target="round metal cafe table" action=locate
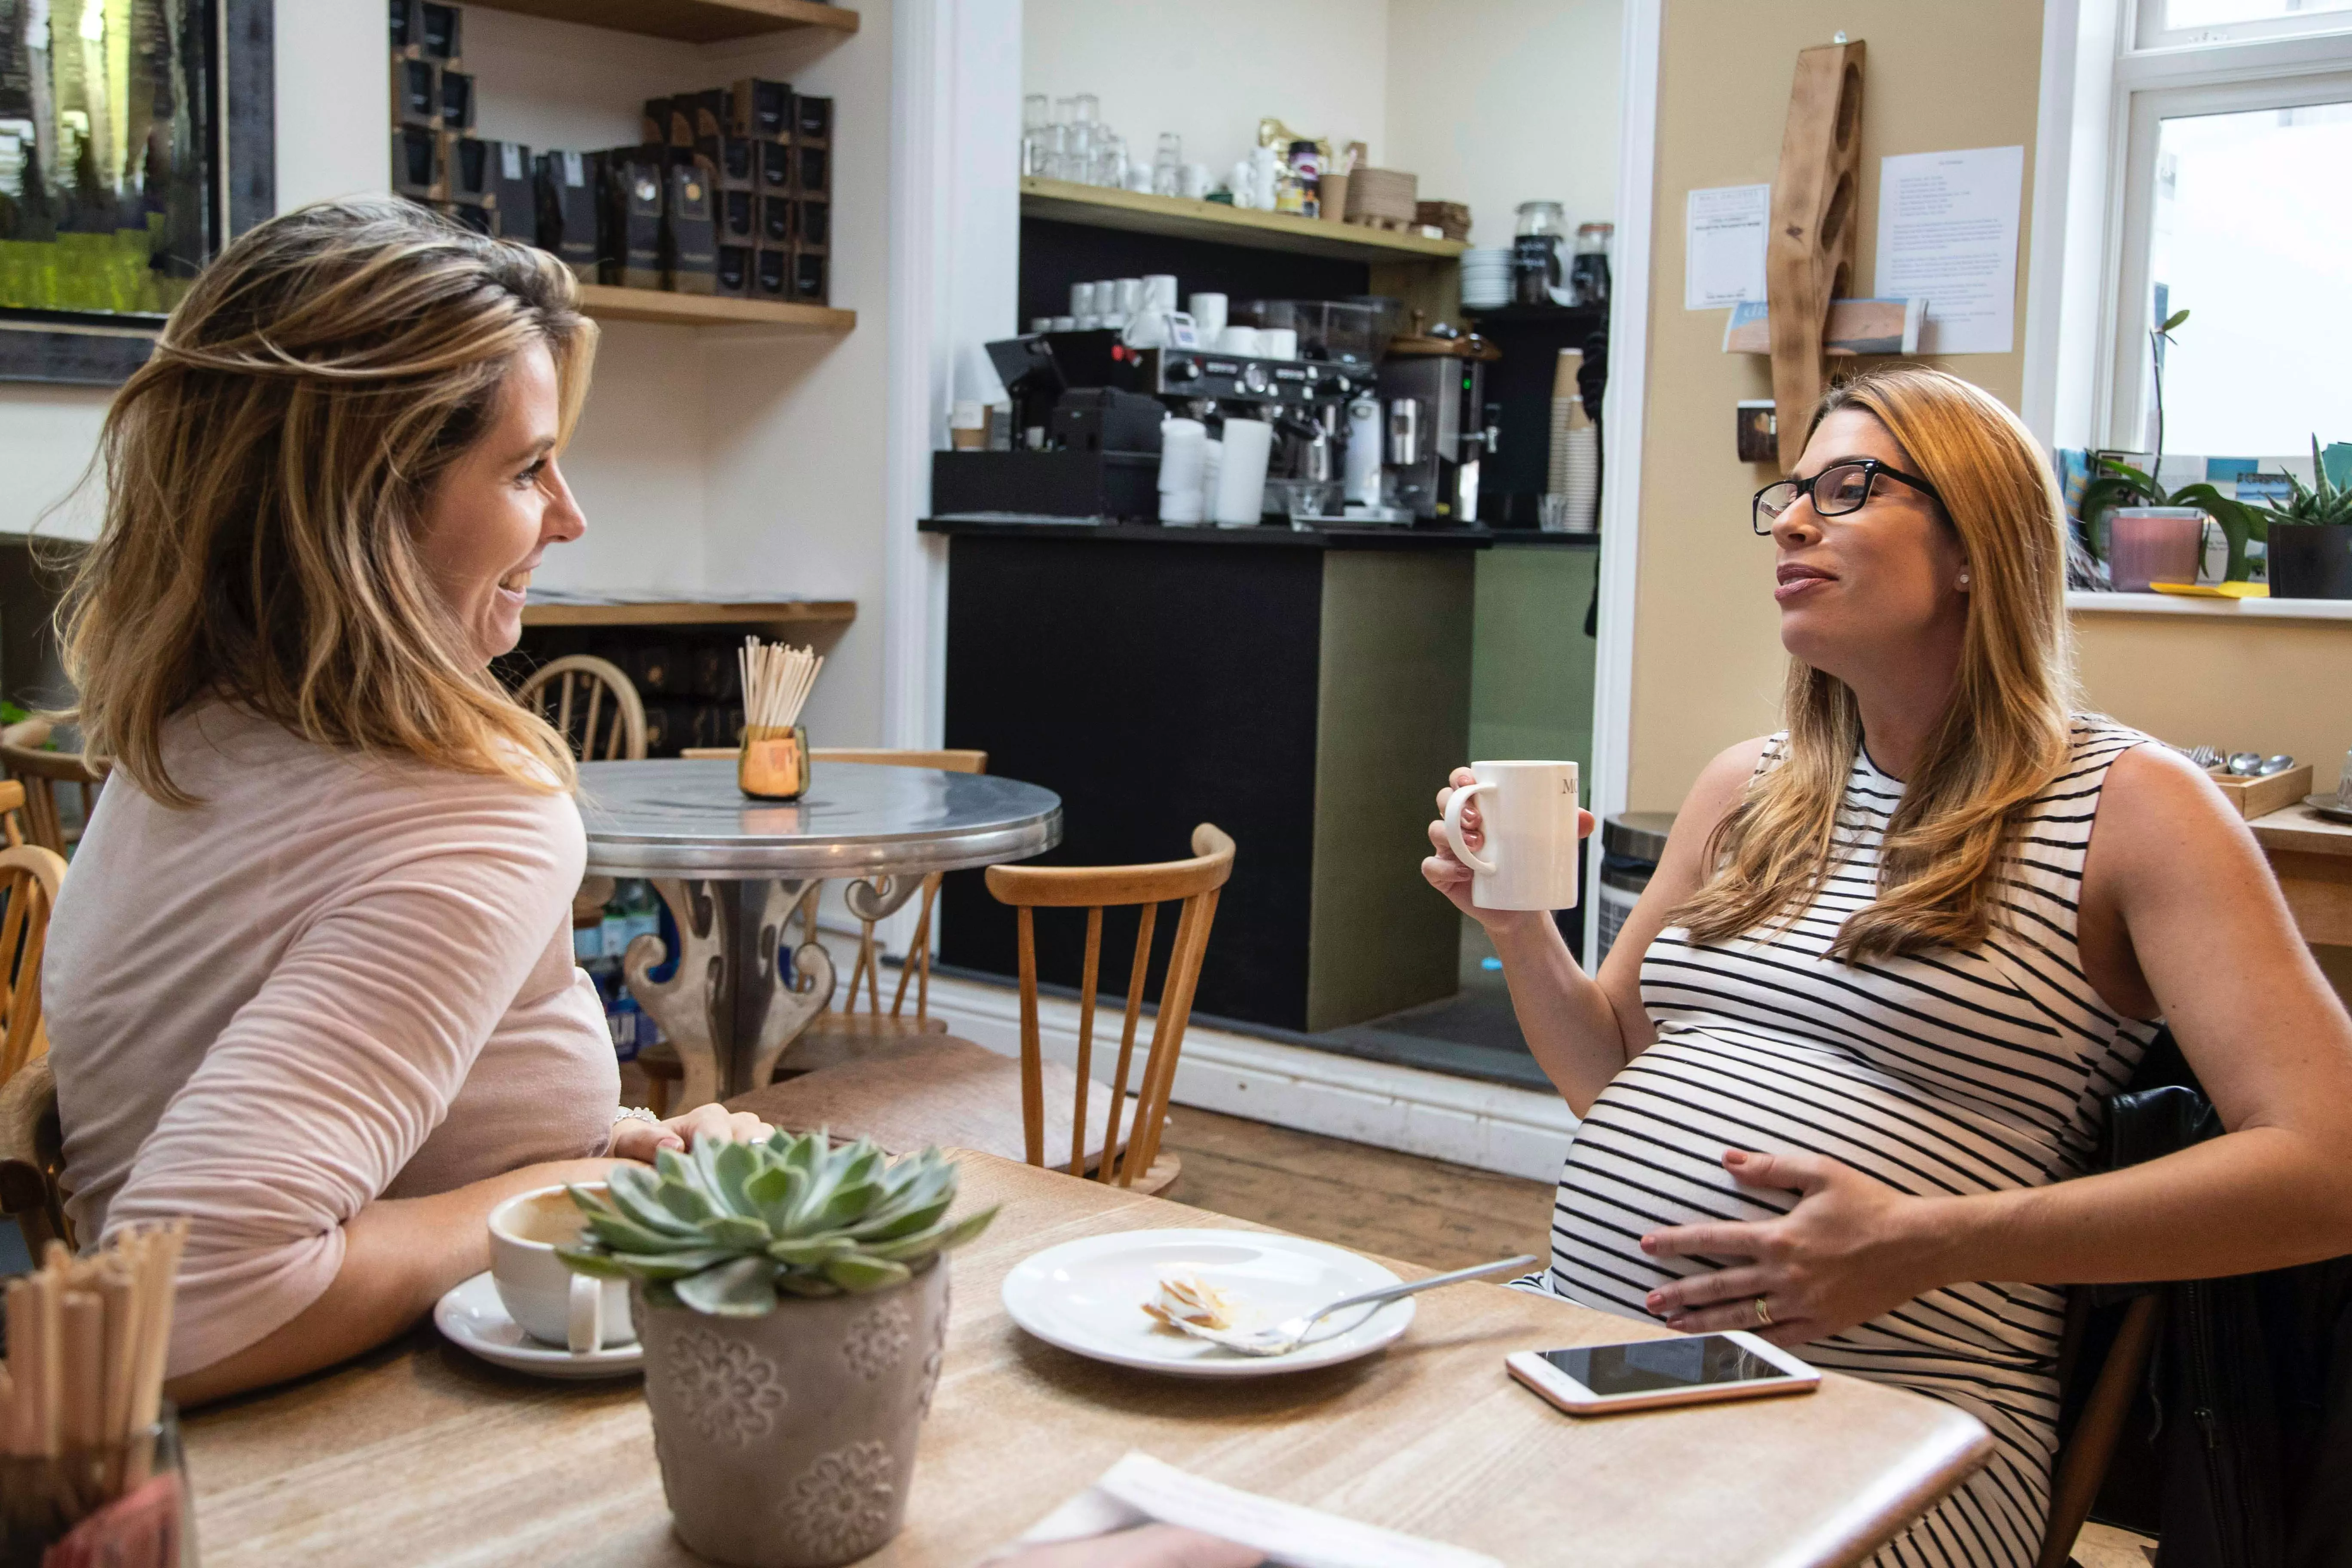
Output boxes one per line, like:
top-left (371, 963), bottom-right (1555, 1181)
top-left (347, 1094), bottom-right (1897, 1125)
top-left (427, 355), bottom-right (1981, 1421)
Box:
top-left (578, 758), bottom-right (1062, 1110)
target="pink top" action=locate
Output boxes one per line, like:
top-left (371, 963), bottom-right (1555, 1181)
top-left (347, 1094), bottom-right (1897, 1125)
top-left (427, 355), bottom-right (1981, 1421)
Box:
top-left (48, 703), bottom-right (619, 1377)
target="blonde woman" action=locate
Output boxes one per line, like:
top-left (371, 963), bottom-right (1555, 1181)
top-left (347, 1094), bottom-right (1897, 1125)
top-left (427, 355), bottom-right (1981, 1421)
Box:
top-left (1425, 366), bottom-right (2352, 1565)
top-left (46, 199), bottom-right (763, 1404)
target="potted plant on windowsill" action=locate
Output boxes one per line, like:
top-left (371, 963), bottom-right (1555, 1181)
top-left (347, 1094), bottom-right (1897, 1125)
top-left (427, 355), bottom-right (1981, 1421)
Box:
top-left (560, 1133), bottom-right (995, 1568)
top-left (2078, 309), bottom-right (2270, 588)
top-left (2258, 437), bottom-right (2352, 600)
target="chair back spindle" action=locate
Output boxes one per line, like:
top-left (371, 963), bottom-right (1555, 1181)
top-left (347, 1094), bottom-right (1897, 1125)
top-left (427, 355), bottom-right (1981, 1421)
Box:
top-left (517, 655), bottom-right (646, 762)
top-left (0, 721), bottom-right (107, 858)
top-left (988, 824), bottom-right (1234, 1185)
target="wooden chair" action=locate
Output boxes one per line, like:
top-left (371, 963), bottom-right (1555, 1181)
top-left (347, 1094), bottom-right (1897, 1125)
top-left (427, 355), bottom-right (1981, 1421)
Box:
top-left (729, 824), bottom-right (1235, 1196)
top-left (638, 748), bottom-right (987, 1112)
top-left (0, 1055), bottom-right (71, 1255)
top-left (517, 655), bottom-right (646, 764)
top-left (0, 779), bottom-right (30, 849)
top-left (2035, 1289), bottom-right (2164, 1568)
top-left (0, 720), bottom-right (107, 857)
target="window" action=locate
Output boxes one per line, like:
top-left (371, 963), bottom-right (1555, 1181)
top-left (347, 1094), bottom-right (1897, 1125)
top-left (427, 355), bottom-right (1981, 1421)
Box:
top-left (2101, 2), bottom-right (2352, 458)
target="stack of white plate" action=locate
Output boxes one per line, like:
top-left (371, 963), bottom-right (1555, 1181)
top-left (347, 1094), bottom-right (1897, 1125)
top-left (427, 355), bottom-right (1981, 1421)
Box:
top-left (1461, 247), bottom-right (1513, 311)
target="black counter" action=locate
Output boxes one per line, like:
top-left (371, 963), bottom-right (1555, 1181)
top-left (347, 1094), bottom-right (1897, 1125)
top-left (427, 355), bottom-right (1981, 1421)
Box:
top-left (919, 517), bottom-right (1596, 549)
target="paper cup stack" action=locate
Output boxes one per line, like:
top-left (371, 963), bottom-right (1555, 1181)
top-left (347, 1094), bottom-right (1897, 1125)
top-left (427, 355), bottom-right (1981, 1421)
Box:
top-left (1461, 248), bottom-right (1513, 312)
top-left (1547, 349), bottom-right (1599, 534)
top-left (1158, 417), bottom-right (1208, 524)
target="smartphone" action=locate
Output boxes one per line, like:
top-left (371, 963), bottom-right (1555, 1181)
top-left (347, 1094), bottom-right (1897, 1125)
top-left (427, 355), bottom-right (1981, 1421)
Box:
top-left (1507, 1331), bottom-right (1822, 1415)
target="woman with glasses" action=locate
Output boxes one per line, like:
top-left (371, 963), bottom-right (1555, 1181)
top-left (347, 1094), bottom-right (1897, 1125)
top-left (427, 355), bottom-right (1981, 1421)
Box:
top-left (1424, 365), bottom-right (2352, 1566)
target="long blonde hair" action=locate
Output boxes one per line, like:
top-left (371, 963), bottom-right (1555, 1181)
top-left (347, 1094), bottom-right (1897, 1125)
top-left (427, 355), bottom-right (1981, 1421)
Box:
top-left (56, 196), bottom-right (597, 806)
top-left (1670, 366), bottom-right (2076, 962)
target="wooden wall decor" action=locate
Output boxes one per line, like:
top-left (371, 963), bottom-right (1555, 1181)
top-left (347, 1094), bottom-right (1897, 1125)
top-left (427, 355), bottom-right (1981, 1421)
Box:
top-left (1765, 39), bottom-right (1865, 471)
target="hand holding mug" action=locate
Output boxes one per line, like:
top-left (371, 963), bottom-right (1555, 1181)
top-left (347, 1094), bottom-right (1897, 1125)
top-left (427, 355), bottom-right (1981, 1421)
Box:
top-left (1424, 762), bottom-right (1593, 929)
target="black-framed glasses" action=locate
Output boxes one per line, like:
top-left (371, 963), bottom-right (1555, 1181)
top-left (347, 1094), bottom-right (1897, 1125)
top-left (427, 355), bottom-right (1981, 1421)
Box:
top-left (1752, 459), bottom-right (1945, 535)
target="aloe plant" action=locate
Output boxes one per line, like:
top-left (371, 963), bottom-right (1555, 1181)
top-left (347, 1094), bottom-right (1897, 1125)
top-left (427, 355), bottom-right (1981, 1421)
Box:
top-left (559, 1130), bottom-right (995, 1316)
top-left (2260, 436), bottom-right (2352, 527)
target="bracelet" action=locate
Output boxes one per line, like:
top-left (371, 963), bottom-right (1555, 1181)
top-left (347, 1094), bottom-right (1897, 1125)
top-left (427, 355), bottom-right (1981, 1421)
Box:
top-left (613, 1106), bottom-right (664, 1128)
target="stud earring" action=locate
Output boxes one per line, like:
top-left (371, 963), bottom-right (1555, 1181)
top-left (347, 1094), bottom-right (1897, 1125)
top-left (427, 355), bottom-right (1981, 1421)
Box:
top-left (1957, 571), bottom-right (1971, 588)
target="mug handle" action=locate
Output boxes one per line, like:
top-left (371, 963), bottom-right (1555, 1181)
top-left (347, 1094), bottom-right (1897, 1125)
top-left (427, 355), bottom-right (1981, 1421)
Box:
top-left (567, 1271), bottom-right (604, 1354)
top-left (1443, 781), bottom-right (1499, 876)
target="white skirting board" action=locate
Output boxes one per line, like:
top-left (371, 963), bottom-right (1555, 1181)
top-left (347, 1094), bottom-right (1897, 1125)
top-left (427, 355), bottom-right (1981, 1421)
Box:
top-left (918, 974), bottom-right (1580, 1183)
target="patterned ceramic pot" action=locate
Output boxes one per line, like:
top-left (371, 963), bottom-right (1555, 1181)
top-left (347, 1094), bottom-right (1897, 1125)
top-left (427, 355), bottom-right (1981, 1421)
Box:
top-left (634, 1258), bottom-right (950, 1568)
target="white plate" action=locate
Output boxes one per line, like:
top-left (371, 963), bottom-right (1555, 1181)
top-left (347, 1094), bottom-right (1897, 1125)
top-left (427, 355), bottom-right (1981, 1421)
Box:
top-left (1001, 1229), bottom-right (1412, 1378)
top-left (432, 1272), bottom-right (643, 1379)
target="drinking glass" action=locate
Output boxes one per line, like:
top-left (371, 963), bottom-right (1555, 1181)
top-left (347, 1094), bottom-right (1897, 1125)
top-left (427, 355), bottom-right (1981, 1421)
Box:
top-left (1021, 93), bottom-right (1049, 176)
top-left (1152, 132), bottom-right (1182, 197)
top-left (1095, 131), bottom-right (1127, 187)
top-left (1072, 93), bottom-right (1099, 126)
top-left (0, 1410), bottom-right (194, 1565)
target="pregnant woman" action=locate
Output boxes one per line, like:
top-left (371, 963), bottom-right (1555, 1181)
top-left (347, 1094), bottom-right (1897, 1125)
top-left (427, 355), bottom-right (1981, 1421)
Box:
top-left (1425, 366), bottom-right (2352, 1566)
top-left (46, 198), bottom-right (762, 1403)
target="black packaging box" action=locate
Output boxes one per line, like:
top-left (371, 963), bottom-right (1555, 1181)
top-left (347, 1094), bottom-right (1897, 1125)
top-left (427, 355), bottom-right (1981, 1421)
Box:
top-left (601, 146), bottom-right (666, 289)
top-left (793, 95), bottom-right (832, 148)
top-left (439, 69), bottom-right (476, 133)
top-left (758, 193), bottom-right (793, 245)
top-left (689, 704), bottom-right (744, 751)
top-left (482, 140), bottom-right (536, 231)
top-left (1051, 388), bottom-right (1167, 453)
top-left (663, 161), bottom-right (719, 295)
top-left (447, 134), bottom-right (490, 202)
top-left (728, 78), bottom-right (793, 140)
top-left (535, 150), bottom-right (600, 280)
top-left (702, 134), bottom-right (756, 192)
top-left (390, 0), bottom-right (419, 53)
top-left (795, 197), bottom-right (828, 251)
top-left (419, 1), bottom-right (462, 62)
top-left (687, 91), bottom-right (731, 143)
top-left (720, 189), bottom-right (757, 242)
top-left (392, 58), bottom-right (439, 129)
top-left (392, 126), bottom-right (444, 199)
top-left (630, 644), bottom-right (682, 695)
top-left (790, 248), bottom-right (827, 305)
top-left (715, 244), bottom-right (754, 298)
top-left (440, 199), bottom-right (493, 237)
top-left (793, 144), bottom-right (828, 199)
top-left (689, 644), bottom-right (742, 700)
top-left (930, 450), bottom-right (1160, 523)
top-left (757, 140), bottom-right (793, 193)
top-left (753, 247), bottom-right (788, 299)
top-left (640, 97), bottom-right (673, 146)
top-left (642, 97), bottom-right (694, 147)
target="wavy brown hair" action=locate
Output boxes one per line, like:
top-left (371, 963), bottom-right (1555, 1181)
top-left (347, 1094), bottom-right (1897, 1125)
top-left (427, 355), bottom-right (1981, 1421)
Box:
top-left (1669, 366), bottom-right (2076, 962)
top-left (55, 196), bottom-right (597, 806)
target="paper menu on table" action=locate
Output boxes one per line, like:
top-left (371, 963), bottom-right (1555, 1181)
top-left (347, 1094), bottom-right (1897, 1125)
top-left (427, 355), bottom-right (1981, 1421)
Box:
top-left (1873, 146), bottom-right (2025, 355)
top-left (986, 1451), bottom-right (1504, 1568)
top-left (1684, 183), bottom-right (1771, 310)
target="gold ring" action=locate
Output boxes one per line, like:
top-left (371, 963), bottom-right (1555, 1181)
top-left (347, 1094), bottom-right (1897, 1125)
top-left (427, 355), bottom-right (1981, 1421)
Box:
top-left (1753, 1296), bottom-right (1773, 1327)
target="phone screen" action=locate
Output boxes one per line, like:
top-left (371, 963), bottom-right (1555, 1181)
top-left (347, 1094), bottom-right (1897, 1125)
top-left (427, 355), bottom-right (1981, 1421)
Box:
top-left (1540, 1335), bottom-right (1793, 1396)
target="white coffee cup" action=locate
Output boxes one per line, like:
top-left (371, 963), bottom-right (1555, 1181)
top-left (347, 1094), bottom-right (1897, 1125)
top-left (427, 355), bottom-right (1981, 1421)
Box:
top-left (1259, 327), bottom-right (1298, 360)
top-left (488, 1184), bottom-right (636, 1353)
top-left (1218, 325), bottom-right (1263, 356)
top-left (1188, 292), bottom-right (1228, 337)
top-left (1442, 761), bottom-right (1583, 911)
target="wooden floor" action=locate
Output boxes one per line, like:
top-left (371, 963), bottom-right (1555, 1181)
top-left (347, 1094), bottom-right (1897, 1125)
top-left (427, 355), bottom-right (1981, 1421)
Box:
top-left (1152, 1104), bottom-right (1557, 1271)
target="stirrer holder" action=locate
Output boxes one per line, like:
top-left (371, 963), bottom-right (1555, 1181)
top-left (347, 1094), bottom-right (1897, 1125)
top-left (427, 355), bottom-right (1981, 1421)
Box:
top-left (738, 724), bottom-right (809, 801)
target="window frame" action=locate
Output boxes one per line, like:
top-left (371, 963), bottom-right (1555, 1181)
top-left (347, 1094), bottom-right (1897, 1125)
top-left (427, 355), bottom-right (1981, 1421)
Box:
top-left (2094, 5), bottom-right (2352, 451)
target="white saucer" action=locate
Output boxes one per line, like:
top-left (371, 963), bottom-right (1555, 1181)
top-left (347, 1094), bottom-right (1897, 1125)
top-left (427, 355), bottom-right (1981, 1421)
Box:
top-left (1001, 1228), bottom-right (1412, 1378)
top-left (432, 1271), bottom-right (643, 1379)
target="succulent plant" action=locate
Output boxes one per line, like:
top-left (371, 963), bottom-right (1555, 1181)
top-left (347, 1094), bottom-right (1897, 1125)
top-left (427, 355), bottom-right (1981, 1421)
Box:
top-left (2260, 436), bottom-right (2352, 527)
top-left (558, 1130), bottom-right (995, 1316)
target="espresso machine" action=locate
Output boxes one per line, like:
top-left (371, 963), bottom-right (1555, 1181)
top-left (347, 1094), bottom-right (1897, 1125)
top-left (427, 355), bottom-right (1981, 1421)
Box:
top-left (1376, 352), bottom-right (1496, 525)
top-left (930, 330), bottom-right (1375, 524)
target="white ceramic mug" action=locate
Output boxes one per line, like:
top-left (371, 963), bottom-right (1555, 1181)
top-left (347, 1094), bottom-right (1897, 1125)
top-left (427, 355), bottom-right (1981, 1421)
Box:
top-left (1188, 292), bottom-right (1228, 337)
top-left (1259, 327), bottom-right (1298, 360)
top-left (488, 1184), bottom-right (635, 1352)
top-left (1443, 761), bottom-right (1582, 911)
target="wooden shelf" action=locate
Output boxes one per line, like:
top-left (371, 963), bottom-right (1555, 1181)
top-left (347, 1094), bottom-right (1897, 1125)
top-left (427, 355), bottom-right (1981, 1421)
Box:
top-left (1019, 178), bottom-right (1466, 265)
top-left (521, 599), bottom-right (857, 630)
top-left (575, 285), bottom-right (855, 333)
top-left (467, 0), bottom-right (858, 44)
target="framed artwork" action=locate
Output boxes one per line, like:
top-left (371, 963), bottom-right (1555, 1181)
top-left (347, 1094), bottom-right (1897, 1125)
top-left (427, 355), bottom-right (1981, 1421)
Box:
top-left (0, 0), bottom-right (273, 385)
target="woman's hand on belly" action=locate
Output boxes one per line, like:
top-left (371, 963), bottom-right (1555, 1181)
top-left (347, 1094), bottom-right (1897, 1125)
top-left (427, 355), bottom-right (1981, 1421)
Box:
top-left (1635, 1148), bottom-right (1953, 1348)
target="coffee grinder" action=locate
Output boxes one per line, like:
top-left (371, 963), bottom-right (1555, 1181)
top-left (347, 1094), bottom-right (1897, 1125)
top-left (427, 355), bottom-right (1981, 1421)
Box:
top-left (1376, 347), bottom-right (1496, 524)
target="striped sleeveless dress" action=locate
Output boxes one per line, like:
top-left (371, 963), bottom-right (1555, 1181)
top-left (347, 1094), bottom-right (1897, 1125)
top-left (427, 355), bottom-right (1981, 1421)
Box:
top-left (1544, 719), bottom-right (2162, 1568)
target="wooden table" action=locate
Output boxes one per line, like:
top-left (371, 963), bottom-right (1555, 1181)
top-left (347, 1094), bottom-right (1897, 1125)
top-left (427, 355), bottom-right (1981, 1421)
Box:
top-left (2250, 802), bottom-right (2352, 948)
top-left (181, 1156), bottom-right (1991, 1566)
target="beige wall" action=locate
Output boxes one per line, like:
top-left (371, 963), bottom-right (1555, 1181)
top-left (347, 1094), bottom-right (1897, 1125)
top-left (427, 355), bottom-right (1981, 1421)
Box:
top-left (1022, 0), bottom-right (1391, 183)
top-left (2073, 613), bottom-right (2352, 779)
top-left (1627, 0), bottom-right (2046, 810)
top-left (1384, 0), bottom-right (1621, 248)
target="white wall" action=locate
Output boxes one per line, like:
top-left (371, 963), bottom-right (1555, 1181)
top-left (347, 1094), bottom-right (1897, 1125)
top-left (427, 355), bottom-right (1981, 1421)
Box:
top-left (1383, 0), bottom-right (1621, 247)
top-left (1021, 0), bottom-right (1390, 182)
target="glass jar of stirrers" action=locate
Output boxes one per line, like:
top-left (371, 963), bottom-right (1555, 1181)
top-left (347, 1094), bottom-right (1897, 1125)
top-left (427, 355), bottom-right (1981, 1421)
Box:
top-left (0, 1408), bottom-right (193, 1567)
top-left (735, 637), bottom-right (823, 801)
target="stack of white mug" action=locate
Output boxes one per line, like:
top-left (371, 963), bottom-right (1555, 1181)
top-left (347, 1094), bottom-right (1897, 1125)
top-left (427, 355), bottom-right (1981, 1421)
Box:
top-left (1160, 414), bottom-right (1271, 527)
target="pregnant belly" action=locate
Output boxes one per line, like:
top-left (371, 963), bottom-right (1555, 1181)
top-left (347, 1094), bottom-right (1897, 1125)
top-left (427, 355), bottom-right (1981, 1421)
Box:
top-left (1549, 1028), bottom-right (2070, 1365)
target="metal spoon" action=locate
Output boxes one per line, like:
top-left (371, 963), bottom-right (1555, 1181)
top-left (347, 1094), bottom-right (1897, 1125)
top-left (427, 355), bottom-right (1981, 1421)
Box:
top-left (2256, 754), bottom-right (2297, 776)
top-left (2227, 752), bottom-right (2263, 776)
top-left (1162, 1254), bottom-right (1538, 1358)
